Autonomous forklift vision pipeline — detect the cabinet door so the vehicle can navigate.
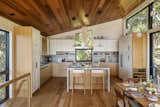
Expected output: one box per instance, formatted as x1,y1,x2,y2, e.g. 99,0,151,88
93,40,118,51
132,33,147,69
42,37,47,55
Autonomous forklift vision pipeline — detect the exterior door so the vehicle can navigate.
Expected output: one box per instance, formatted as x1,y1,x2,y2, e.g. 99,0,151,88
0,30,9,103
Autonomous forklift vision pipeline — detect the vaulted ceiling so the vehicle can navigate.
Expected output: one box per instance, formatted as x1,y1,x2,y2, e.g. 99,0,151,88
0,0,145,36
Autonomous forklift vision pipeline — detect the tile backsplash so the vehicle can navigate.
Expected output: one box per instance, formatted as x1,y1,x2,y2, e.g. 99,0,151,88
42,51,119,64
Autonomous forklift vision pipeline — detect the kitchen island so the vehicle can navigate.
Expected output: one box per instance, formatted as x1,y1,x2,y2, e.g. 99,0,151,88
66,64,110,93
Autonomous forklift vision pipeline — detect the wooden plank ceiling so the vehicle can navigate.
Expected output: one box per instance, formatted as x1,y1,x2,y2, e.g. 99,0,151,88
0,0,145,36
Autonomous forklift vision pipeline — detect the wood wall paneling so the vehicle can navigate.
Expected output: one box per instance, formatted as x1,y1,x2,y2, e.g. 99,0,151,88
132,33,147,69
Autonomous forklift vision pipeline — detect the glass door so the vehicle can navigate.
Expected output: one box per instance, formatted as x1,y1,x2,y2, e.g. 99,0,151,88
150,32,160,81
0,30,9,103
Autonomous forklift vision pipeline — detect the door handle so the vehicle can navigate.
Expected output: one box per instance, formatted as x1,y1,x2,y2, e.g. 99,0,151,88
36,62,38,68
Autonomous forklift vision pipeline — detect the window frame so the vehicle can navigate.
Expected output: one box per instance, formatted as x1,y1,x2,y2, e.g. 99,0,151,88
0,29,10,104
149,31,160,81
126,6,150,32
126,2,159,31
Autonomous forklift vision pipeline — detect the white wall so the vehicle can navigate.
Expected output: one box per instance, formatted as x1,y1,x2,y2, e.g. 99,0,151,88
49,19,123,40
48,19,123,54
0,16,20,32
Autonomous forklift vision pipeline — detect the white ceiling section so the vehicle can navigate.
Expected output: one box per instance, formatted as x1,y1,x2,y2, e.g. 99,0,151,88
48,19,123,40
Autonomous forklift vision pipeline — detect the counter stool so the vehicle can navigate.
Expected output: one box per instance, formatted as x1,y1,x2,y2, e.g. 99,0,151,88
71,69,86,95
90,70,105,95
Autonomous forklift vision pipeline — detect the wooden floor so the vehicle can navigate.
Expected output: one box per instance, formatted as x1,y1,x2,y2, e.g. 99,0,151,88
31,77,121,107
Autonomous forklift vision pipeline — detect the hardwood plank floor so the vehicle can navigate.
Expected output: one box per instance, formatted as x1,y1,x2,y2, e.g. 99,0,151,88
31,77,121,107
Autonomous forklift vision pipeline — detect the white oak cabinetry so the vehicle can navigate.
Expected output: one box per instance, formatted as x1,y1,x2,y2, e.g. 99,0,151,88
52,63,72,77
42,37,47,55
93,40,118,52
40,64,52,86
14,26,41,94
119,33,147,80
48,39,118,55
108,63,118,77
49,39,74,55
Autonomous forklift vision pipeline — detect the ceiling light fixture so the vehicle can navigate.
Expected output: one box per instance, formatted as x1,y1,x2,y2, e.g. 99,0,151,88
9,13,15,16
72,17,76,21
97,10,102,15
85,14,89,17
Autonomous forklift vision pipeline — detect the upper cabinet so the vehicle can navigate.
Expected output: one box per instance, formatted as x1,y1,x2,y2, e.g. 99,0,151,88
42,37,47,55
48,39,118,55
93,40,118,52
49,39,74,55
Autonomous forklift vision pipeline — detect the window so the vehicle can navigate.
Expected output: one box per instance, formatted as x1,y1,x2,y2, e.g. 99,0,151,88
0,30,9,103
152,1,160,28
74,30,93,47
75,49,92,62
127,7,149,33
150,32,160,81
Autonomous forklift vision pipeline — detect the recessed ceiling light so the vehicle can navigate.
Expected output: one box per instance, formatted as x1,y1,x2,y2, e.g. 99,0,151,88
72,17,76,20
97,10,102,15
85,14,89,17
9,13,15,16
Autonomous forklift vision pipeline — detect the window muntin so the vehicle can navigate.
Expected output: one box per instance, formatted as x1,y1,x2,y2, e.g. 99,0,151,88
0,30,9,103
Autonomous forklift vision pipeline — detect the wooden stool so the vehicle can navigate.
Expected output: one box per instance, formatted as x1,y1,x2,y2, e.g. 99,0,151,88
72,70,86,95
90,70,105,95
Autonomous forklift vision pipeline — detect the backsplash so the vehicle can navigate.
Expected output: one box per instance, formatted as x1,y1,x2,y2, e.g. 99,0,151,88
41,51,119,64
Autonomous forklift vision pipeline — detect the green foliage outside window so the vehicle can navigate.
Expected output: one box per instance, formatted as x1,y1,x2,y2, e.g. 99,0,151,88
127,7,148,33
0,75,6,100
0,32,6,72
76,50,92,61
74,30,93,47
153,1,160,28
153,32,160,67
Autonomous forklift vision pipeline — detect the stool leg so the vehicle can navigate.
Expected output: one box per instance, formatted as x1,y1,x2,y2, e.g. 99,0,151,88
72,76,74,94
91,73,93,95
103,73,105,92
83,73,86,95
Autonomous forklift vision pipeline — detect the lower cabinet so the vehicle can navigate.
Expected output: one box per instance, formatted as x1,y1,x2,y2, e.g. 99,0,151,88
40,64,52,86
52,63,72,77
108,64,118,77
